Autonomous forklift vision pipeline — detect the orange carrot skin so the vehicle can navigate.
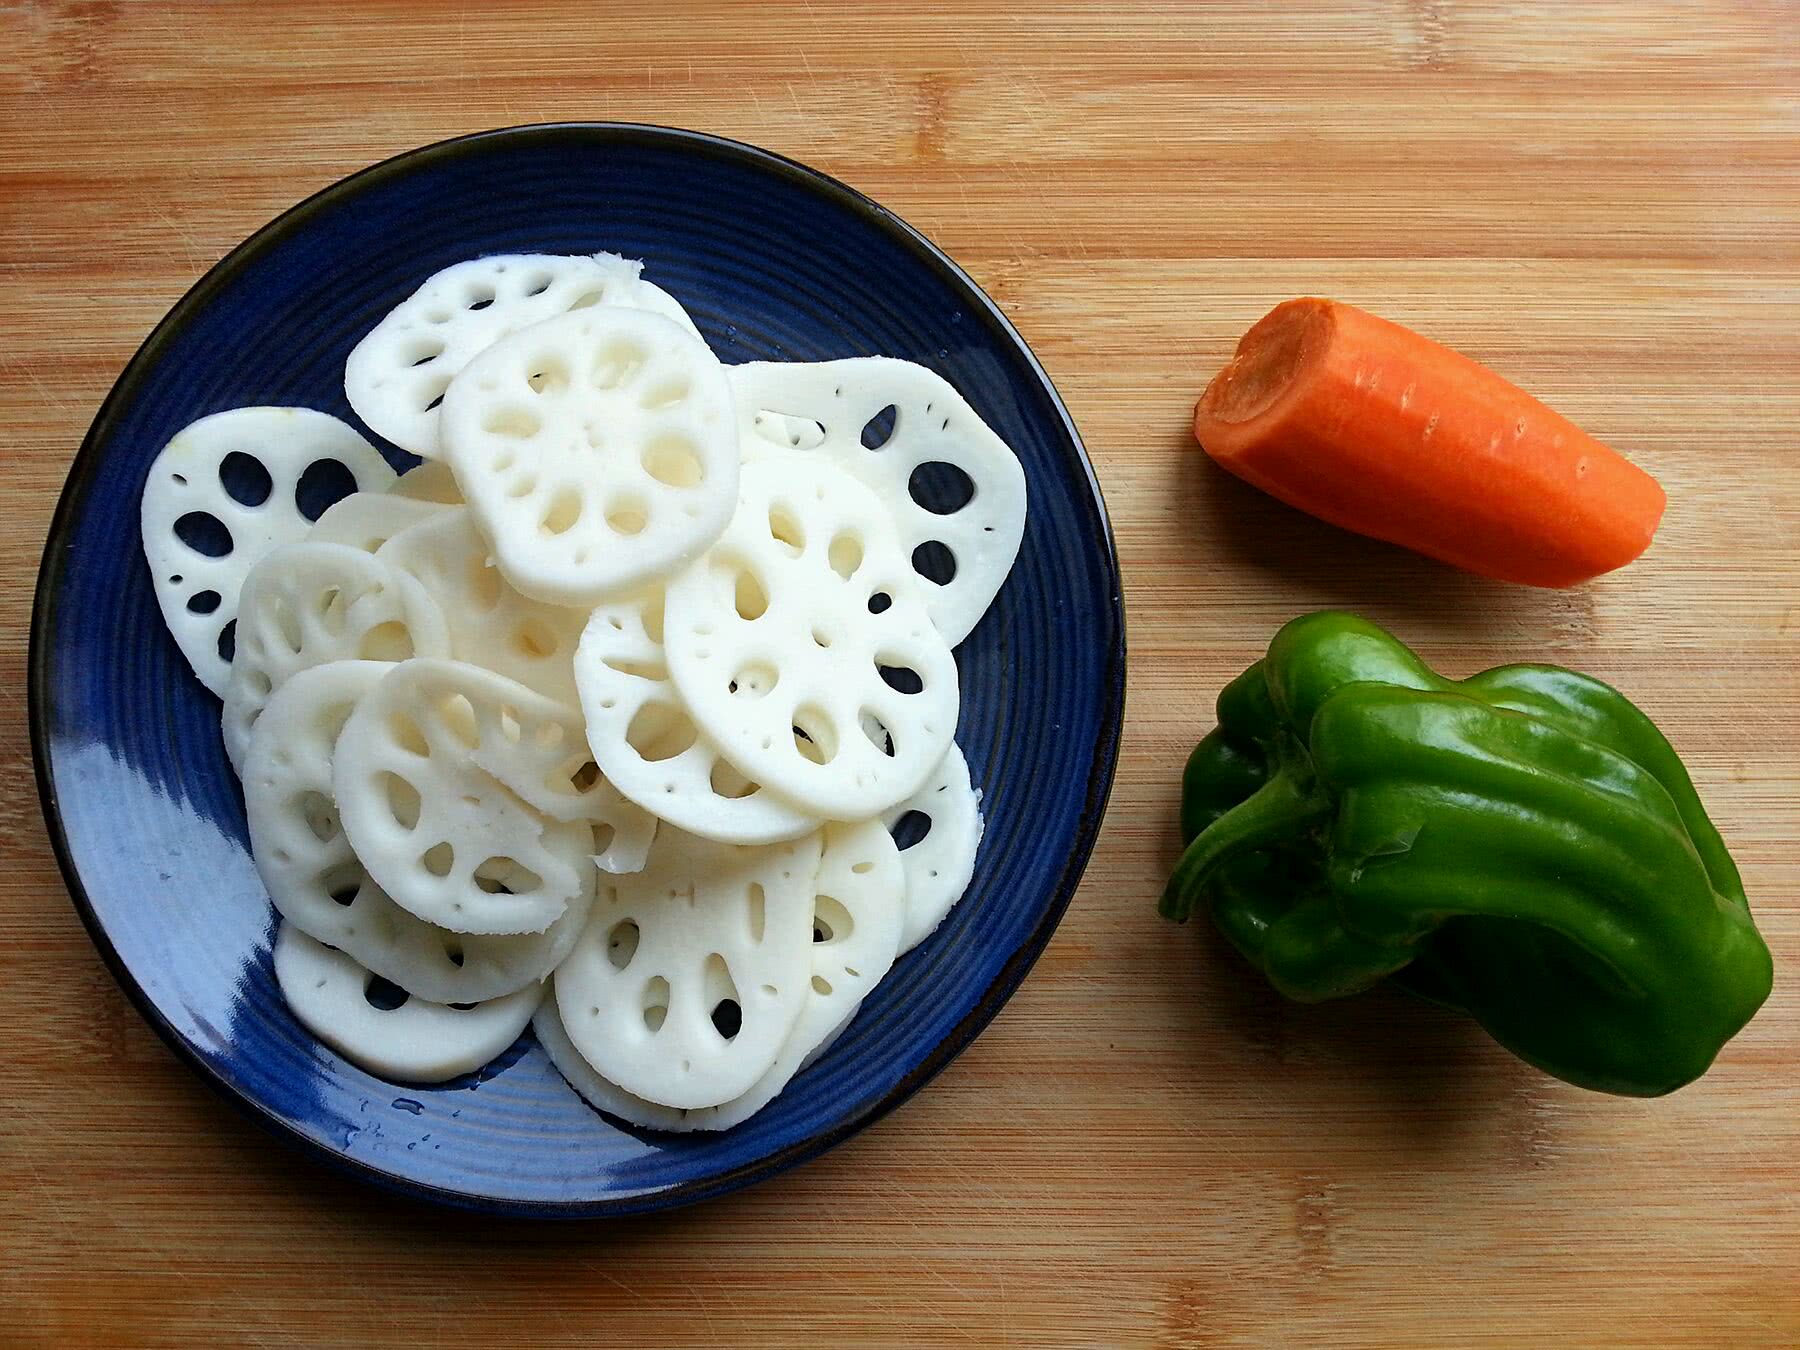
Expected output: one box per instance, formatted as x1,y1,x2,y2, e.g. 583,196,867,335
1194,299,1666,588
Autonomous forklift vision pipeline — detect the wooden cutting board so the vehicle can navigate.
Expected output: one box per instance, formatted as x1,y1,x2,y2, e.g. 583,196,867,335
2,3,1795,1345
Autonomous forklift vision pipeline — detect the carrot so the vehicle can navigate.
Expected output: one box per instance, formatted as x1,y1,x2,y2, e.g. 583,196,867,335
1193,298,1666,588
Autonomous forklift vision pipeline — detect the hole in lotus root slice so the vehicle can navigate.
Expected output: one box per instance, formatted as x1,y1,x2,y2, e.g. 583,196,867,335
314,586,351,638
345,252,700,459
434,693,480,750
474,855,542,895
641,976,671,1032
331,660,600,936
573,592,820,845
357,620,415,662
813,894,853,945
384,773,423,831
729,660,779,699
877,659,925,695
860,404,898,450
881,742,984,953
484,406,543,440
604,496,649,537
388,709,430,758
142,408,397,697
376,507,587,706
460,559,506,615
767,503,806,556
219,452,273,508
827,532,863,580
663,459,959,820
791,707,838,765
639,376,694,413
245,662,595,1003
590,797,659,879
709,757,757,800
295,459,361,523
591,339,648,391
422,841,456,877
709,998,742,1040
407,336,448,366
439,306,738,606
626,701,699,763
908,460,977,515
517,617,561,661
542,818,899,1130
607,919,640,970
749,409,828,453
890,810,931,852
728,563,770,621
726,358,1027,645
525,357,571,396
219,543,449,773
705,954,742,1041
321,862,365,907
643,434,705,488
859,709,895,759
553,828,822,1109
269,594,305,653
911,539,957,586
541,489,584,536
747,883,766,942
273,924,543,1082
363,973,410,1011
176,514,230,556
297,789,340,843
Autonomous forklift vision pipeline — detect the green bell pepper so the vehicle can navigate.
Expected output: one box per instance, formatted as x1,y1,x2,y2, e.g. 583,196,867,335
1162,611,1772,1097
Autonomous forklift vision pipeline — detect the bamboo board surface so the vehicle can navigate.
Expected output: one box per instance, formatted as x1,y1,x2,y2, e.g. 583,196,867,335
2,3,1797,1345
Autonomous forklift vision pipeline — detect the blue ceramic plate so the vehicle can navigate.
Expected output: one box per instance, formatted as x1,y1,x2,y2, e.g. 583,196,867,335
31,124,1125,1215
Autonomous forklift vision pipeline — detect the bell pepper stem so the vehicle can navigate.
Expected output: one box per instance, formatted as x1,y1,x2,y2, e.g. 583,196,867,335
1159,769,1329,921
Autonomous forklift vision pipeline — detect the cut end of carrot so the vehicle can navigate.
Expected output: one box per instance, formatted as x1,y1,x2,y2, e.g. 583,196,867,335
1197,298,1332,428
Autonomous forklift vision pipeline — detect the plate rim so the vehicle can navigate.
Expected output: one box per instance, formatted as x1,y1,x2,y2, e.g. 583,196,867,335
28,120,1128,1217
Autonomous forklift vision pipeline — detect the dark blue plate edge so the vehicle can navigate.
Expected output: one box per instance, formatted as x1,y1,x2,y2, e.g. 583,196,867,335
28,121,1128,1218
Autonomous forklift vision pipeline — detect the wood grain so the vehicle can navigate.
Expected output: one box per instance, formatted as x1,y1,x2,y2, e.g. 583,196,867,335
2,2,1797,1345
